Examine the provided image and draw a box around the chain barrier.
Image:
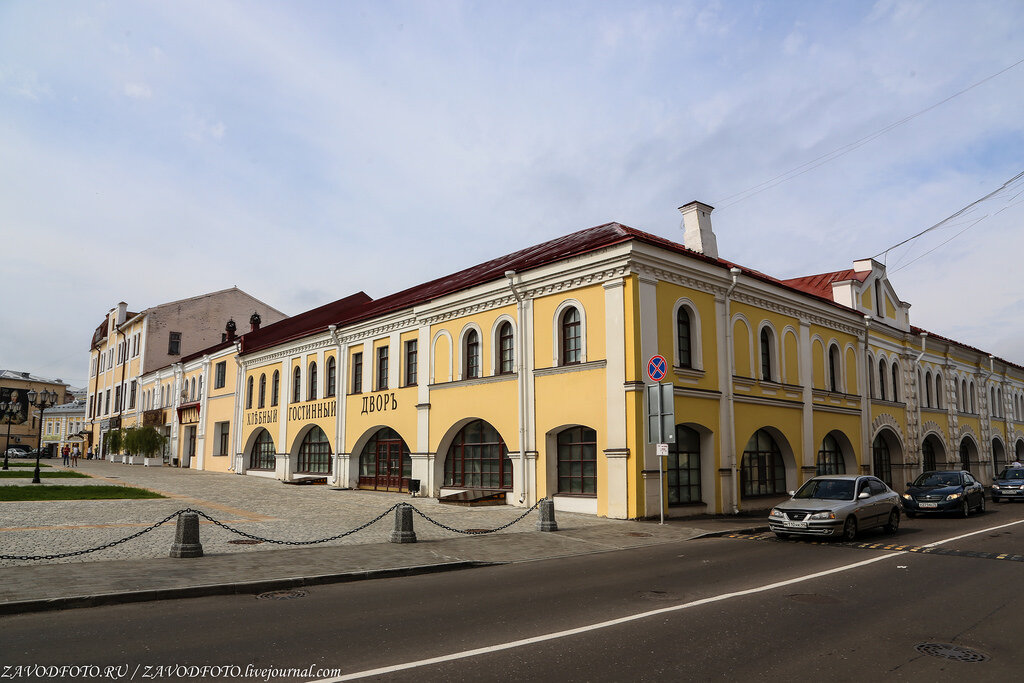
[2,499,544,561]
[185,505,401,545]
[0,510,184,562]
[408,499,542,535]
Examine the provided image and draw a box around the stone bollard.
[536,498,558,532]
[169,512,204,558]
[389,503,417,543]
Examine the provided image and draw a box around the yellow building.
[41,399,87,456]
[1,370,74,455]
[133,203,1024,519]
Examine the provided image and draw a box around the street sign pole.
[646,355,676,524]
[656,443,669,525]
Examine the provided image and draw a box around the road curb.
[691,525,770,538]
[0,560,501,616]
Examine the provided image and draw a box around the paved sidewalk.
[0,459,768,614]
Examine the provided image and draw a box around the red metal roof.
[238,221,870,357]
[240,291,373,355]
[780,269,869,301]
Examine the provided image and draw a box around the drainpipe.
[505,270,528,505]
[725,267,742,515]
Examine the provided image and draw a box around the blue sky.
[2,0,1023,387]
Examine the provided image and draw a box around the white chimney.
[117,301,128,325]
[679,201,718,259]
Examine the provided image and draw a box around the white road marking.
[310,518,1024,682]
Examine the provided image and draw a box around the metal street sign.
[647,355,668,382]
[656,443,669,456]
[646,382,675,444]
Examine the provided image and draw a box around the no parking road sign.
[647,355,668,382]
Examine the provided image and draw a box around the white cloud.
[123,82,152,98]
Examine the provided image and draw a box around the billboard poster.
[0,387,30,425]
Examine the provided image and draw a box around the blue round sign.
[647,355,668,382]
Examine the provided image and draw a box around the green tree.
[105,428,124,455]
[132,426,167,458]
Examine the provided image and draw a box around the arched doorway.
[921,434,945,472]
[358,427,412,492]
[740,428,794,499]
[959,436,979,475]
[249,429,276,471]
[443,419,512,489]
[296,425,331,474]
[872,428,905,489]
[992,438,1005,476]
[816,431,855,475]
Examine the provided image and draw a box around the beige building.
[41,399,87,457]
[1,370,74,453]
[86,288,286,457]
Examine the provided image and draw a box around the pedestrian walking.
[71,445,80,467]
[62,445,70,466]
[86,446,93,460]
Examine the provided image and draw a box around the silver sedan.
[768,474,902,541]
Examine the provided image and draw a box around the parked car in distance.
[769,475,902,541]
[4,445,31,457]
[991,467,1024,503]
[902,470,985,517]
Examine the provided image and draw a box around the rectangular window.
[405,340,418,386]
[351,352,363,394]
[215,421,230,456]
[114,385,122,412]
[104,390,110,415]
[129,381,137,409]
[377,346,389,391]
[168,332,181,355]
[214,361,227,389]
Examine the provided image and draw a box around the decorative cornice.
[533,360,608,377]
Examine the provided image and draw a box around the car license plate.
[783,521,808,528]
[1005,490,1018,495]
[919,502,938,508]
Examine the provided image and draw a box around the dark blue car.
[991,467,1024,503]
[902,470,985,518]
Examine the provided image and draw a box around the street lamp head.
[27,389,37,404]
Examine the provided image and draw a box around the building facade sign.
[288,398,337,422]
[360,392,397,415]
[142,409,167,427]
[245,408,279,426]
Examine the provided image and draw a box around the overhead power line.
[874,170,1024,273]
[713,56,1024,210]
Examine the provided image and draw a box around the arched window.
[498,322,514,374]
[296,426,331,474]
[190,377,196,401]
[816,434,845,474]
[741,429,785,497]
[925,371,932,407]
[868,355,876,399]
[934,373,942,409]
[197,376,203,400]
[992,438,1004,473]
[444,420,511,489]
[358,427,412,491]
[828,345,840,392]
[872,433,893,487]
[248,429,275,470]
[970,381,976,413]
[998,388,1004,417]
[326,357,336,398]
[960,439,972,471]
[962,379,968,412]
[258,374,266,408]
[464,329,480,379]
[759,327,773,382]
[922,437,936,472]
[991,387,997,418]
[271,370,280,407]
[308,361,318,400]
[246,376,254,410]
[561,307,581,365]
[890,363,898,402]
[677,307,692,369]
[953,380,960,413]
[668,425,701,504]
[878,360,887,401]
[557,426,597,495]
[293,366,301,403]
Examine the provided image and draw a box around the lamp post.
[27,389,57,484]
[1,400,22,471]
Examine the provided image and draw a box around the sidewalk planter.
[120,455,128,464]
[143,456,161,467]
[128,454,144,465]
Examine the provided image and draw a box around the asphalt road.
[3,504,1024,682]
